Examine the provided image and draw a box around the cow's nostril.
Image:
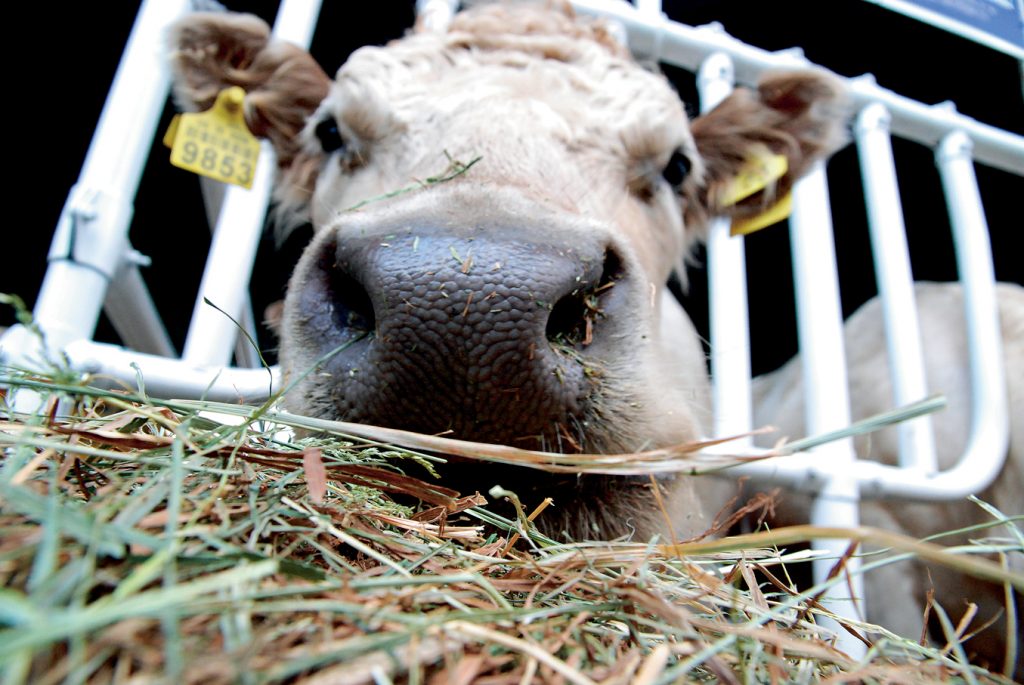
[327,265,376,333]
[545,248,623,347]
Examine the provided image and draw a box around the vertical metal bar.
[182,140,275,366]
[934,131,1009,491]
[854,103,937,473]
[195,177,260,367]
[271,0,323,46]
[699,53,753,444]
[182,0,323,367]
[789,164,865,658]
[416,0,459,33]
[105,259,177,357]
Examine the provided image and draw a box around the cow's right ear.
[684,70,848,234]
[170,12,331,173]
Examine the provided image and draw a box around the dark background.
[5,1,1022,375]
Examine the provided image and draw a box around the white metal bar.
[182,0,323,366]
[790,168,856,464]
[34,185,130,350]
[182,140,275,366]
[788,165,864,658]
[854,103,938,473]
[699,53,753,445]
[415,0,459,33]
[66,339,279,404]
[847,76,1023,176]
[233,304,263,368]
[105,259,177,357]
[632,0,664,59]
[72,0,190,221]
[271,0,323,47]
[569,0,1024,175]
[196,177,262,368]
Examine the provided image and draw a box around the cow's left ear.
[685,70,848,232]
[169,11,331,170]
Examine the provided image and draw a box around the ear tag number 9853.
[164,86,261,189]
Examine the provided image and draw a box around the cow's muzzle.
[289,220,628,450]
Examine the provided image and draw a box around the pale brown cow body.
[170,2,1021,669]
[752,281,1023,670]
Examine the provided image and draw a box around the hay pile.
[1,368,1020,684]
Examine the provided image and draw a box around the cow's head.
[171,4,846,539]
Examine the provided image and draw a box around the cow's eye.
[315,117,346,154]
[661,149,691,188]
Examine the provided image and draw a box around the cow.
[169,1,1020,670]
[170,2,847,540]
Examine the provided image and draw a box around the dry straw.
[1,367,1021,684]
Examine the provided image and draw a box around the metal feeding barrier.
[2,0,1020,657]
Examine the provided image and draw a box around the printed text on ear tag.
[164,86,260,189]
[719,149,788,207]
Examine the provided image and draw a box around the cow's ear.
[170,12,331,170]
[685,70,848,232]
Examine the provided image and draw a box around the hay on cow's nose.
[2,369,1019,684]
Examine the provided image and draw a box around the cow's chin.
[436,461,670,541]
[281,367,682,539]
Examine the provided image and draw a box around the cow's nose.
[291,224,625,447]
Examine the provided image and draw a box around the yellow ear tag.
[162,115,181,148]
[164,86,260,189]
[731,191,792,236]
[719,150,788,207]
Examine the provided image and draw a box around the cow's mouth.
[434,460,665,539]
[281,215,662,539]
